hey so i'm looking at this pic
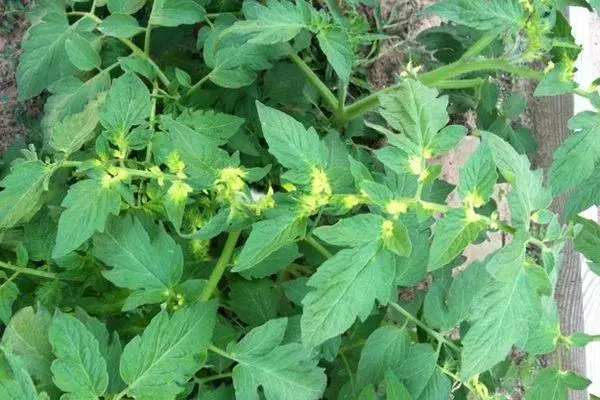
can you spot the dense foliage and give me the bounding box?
[1,0,600,399]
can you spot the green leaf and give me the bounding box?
[534,63,578,97]
[0,280,18,324]
[2,307,54,389]
[549,113,600,195]
[229,279,280,326]
[227,318,327,400]
[394,344,440,399]
[49,93,102,154]
[0,161,49,230]
[118,56,156,80]
[457,143,498,206]
[385,370,413,400]
[93,214,183,294]
[573,217,600,264]
[49,311,108,399]
[356,326,410,388]
[383,218,412,257]
[425,0,524,31]
[561,371,591,390]
[120,301,218,399]
[427,209,487,271]
[233,215,307,273]
[65,34,100,71]
[428,125,466,155]
[317,27,354,83]
[99,14,144,38]
[523,367,567,400]
[379,80,449,150]
[53,178,121,258]
[257,102,328,171]
[0,347,40,400]
[229,0,312,45]
[149,0,206,27]
[564,166,600,217]
[460,269,540,379]
[98,72,152,137]
[301,242,396,348]
[313,213,383,248]
[239,243,301,279]
[107,0,145,14]
[17,13,81,99]
[178,110,245,145]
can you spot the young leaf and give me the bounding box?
[227,318,327,400]
[93,215,183,294]
[53,178,121,258]
[98,72,152,137]
[233,215,307,273]
[230,0,312,45]
[229,279,280,326]
[427,209,487,271]
[120,301,218,399]
[523,367,568,400]
[0,280,18,324]
[457,143,498,206]
[379,80,449,150]
[425,0,524,31]
[382,218,412,257]
[0,161,49,230]
[149,0,206,27]
[49,311,109,399]
[49,94,102,154]
[301,242,396,348]
[534,63,577,97]
[356,326,410,388]
[257,102,328,171]
[65,34,101,72]
[313,213,383,248]
[317,27,354,83]
[99,14,144,38]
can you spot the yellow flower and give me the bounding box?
[167,180,193,202]
[386,200,408,216]
[381,220,394,238]
[310,167,332,197]
[408,156,422,175]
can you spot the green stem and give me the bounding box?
[305,236,333,259]
[208,344,236,361]
[497,221,517,235]
[199,230,242,301]
[433,78,485,89]
[389,301,460,352]
[0,271,20,290]
[459,30,499,61]
[117,38,171,87]
[144,24,153,56]
[145,81,158,163]
[342,81,402,121]
[0,261,59,280]
[438,366,477,394]
[528,237,547,249]
[289,53,338,111]
[195,372,233,385]
[589,334,600,341]
[186,74,211,97]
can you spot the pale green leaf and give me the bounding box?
[98,14,143,38]
[120,301,218,400]
[573,217,600,264]
[534,63,578,97]
[118,56,155,80]
[53,178,121,258]
[379,80,449,150]
[385,370,413,400]
[564,166,600,217]
[428,125,466,155]
[313,213,383,248]
[107,0,145,14]
[383,218,412,257]
[2,307,54,389]
[301,243,396,348]
[227,318,327,400]
[94,214,183,292]
[395,344,438,398]
[233,215,306,273]
[17,13,80,99]
[49,312,108,399]
[229,279,280,326]
[457,142,497,205]
[425,0,524,30]
[0,281,18,324]
[356,326,410,388]
[149,0,205,27]
[65,34,101,71]
[239,243,301,279]
[0,161,49,230]
[98,72,152,136]
[49,93,102,154]
[523,367,567,400]
[0,347,40,400]
[257,102,328,171]
[428,209,487,271]
[317,27,354,83]
[460,270,540,379]
[177,110,244,145]
[229,0,312,45]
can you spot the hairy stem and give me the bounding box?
[289,53,338,111]
[194,372,233,385]
[305,236,334,259]
[199,230,242,301]
[389,301,460,352]
[0,261,60,280]
[208,344,237,361]
[145,81,158,163]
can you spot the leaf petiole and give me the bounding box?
[199,230,242,300]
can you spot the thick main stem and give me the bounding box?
[199,230,242,300]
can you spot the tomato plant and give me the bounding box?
[0,0,599,399]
